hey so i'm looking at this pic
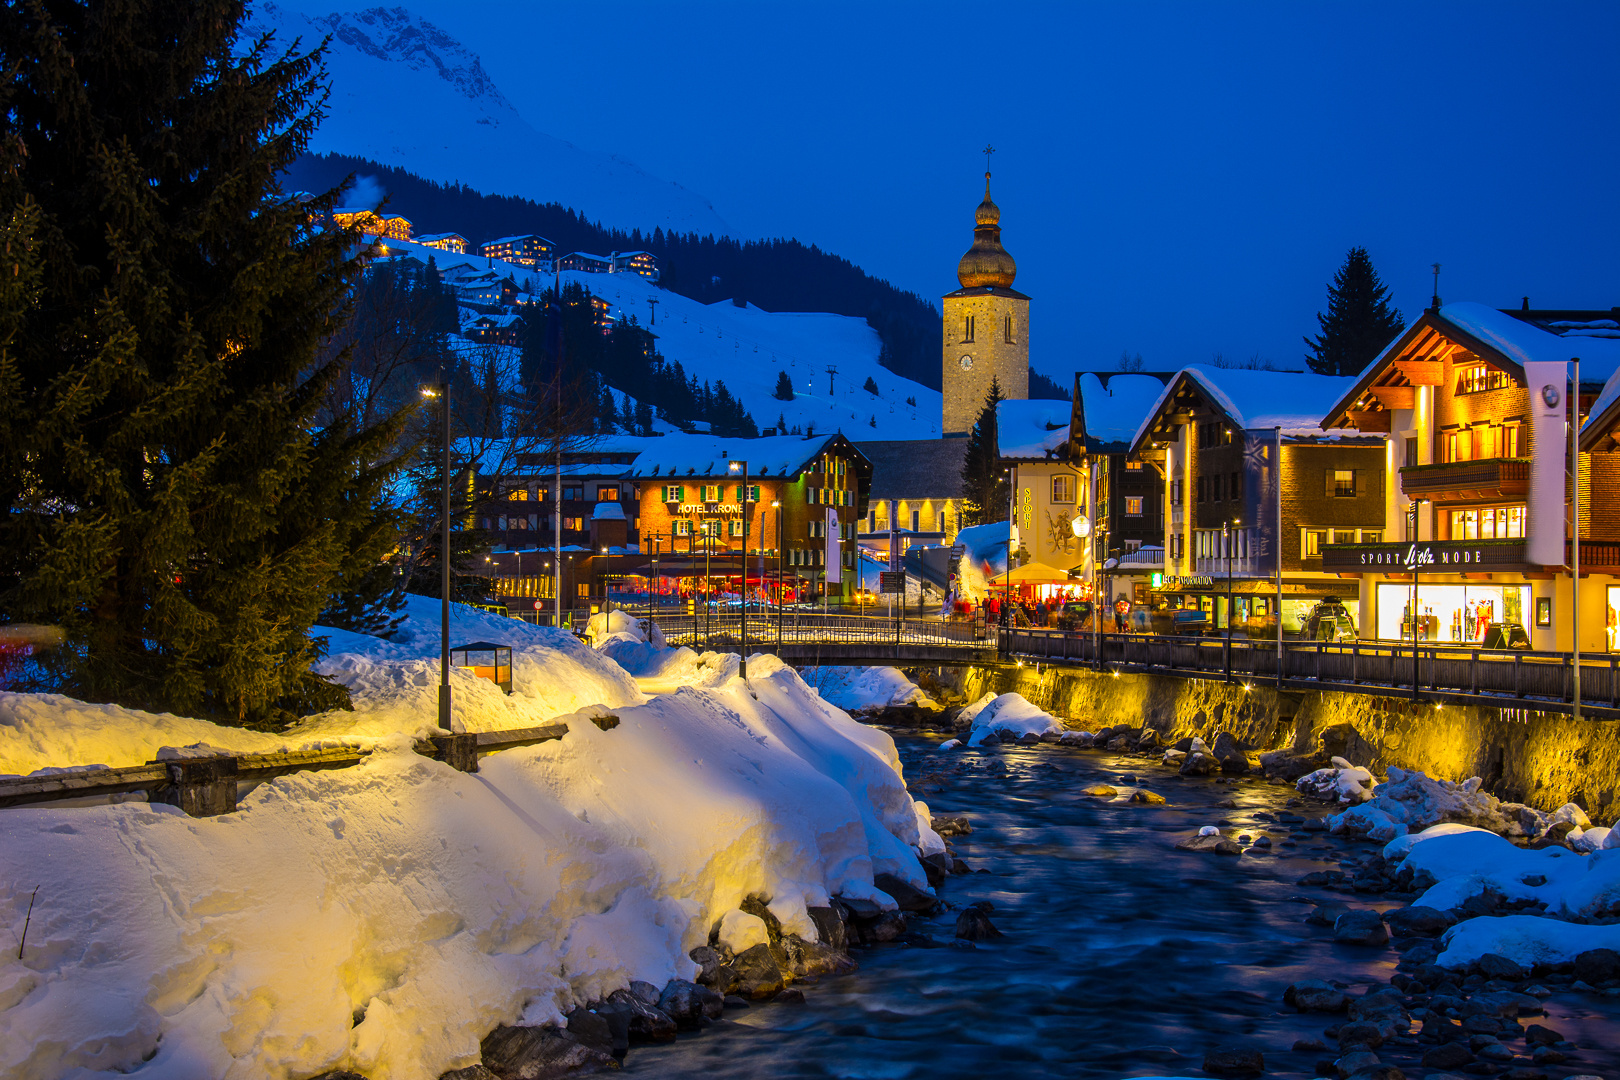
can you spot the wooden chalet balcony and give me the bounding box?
[1574,539,1620,570]
[1399,457,1529,502]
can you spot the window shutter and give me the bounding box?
[1325,471,1335,498]
[1356,470,1368,497]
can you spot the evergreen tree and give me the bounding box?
[960,379,1008,526]
[773,370,794,401]
[0,2,412,724]
[1305,247,1407,376]
[863,375,880,395]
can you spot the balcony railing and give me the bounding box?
[1399,457,1529,501]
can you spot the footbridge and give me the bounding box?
[633,611,1620,718]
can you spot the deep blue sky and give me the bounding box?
[397,1,1616,378]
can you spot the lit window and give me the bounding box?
[1051,475,1074,503]
[1331,470,1356,497]
[1125,496,1144,516]
[1304,530,1328,557]
[508,488,527,501]
[675,520,691,536]
[597,485,619,501]
[1125,460,1143,471]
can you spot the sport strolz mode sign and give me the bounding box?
[1321,540,1527,573]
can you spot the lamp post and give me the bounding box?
[1224,518,1240,682]
[601,544,611,616]
[420,381,453,731]
[772,499,783,651]
[728,459,750,679]
[1407,498,1429,701]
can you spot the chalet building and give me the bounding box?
[334,209,411,241]
[466,312,526,347]
[444,270,517,309]
[855,440,967,559]
[997,399,1085,578]
[1069,371,1176,606]
[612,251,661,280]
[622,433,872,602]
[1320,301,1620,650]
[1130,366,1385,635]
[558,251,614,274]
[416,232,469,254]
[481,235,555,268]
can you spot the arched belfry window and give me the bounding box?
[1004,315,1016,343]
[963,315,975,343]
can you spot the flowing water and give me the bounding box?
[628,734,1620,1079]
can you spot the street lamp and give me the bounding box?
[1407,498,1429,701]
[772,499,783,651]
[728,459,750,680]
[600,544,611,616]
[420,382,452,731]
[1224,518,1241,681]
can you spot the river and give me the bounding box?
[626,733,1620,1079]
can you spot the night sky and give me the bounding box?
[355,1,1617,380]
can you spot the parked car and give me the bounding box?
[1152,606,1208,636]
[1303,598,1358,642]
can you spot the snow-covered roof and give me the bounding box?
[591,501,626,520]
[618,432,855,479]
[565,251,612,262]
[1075,373,1172,449]
[1130,366,1361,450]
[1438,302,1620,381]
[484,234,551,247]
[996,399,1071,459]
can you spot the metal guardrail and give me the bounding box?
[1001,629,1620,715]
[0,722,580,816]
[652,612,995,653]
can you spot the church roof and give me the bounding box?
[955,171,1017,290]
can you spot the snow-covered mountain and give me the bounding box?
[566,268,942,439]
[243,4,734,237]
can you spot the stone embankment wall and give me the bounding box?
[920,665,1620,825]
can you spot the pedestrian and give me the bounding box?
[1035,600,1049,627]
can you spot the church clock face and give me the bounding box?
[959,354,974,371]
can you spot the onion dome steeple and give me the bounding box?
[956,170,1017,289]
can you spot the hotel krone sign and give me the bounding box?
[680,503,743,514]
[1321,539,1527,574]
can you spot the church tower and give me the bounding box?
[942,168,1029,435]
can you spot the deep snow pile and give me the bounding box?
[955,692,1063,746]
[0,602,941,1080]
[799,667,938,714]
[0,595,643,775]
[1296,757,1377,806]
[1377,825,1620,969]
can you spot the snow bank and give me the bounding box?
[800,666,937,714]
[0,603,940,1080]
[961,692,1063,746]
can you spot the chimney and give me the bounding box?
[1522,297,1530,311]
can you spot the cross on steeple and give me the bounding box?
[982,143,996,175]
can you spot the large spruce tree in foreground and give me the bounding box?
[960,378,1008,526]
[0,2,407,725]
[1305,247,1407,377]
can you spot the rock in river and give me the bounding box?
[955,904,1003,941]
[1176,832,1241,855]
[1202,1044,1265,1077]
[1333,909,1390,947]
